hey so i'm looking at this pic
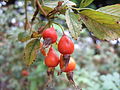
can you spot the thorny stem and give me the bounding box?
[36,0,47,17]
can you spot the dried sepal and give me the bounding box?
[45,67,55,87]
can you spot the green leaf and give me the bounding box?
[44,1,58,8]
[39,6,53,15]
[97,4,120,17]
[80,0,94,8]
[65,9,82,40]
[24,39,40,66]
[18,32,31,42]
[79,9,120,40]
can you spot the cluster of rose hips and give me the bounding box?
[40,27,76,86]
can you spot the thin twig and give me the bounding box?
[31,5,39,24]
[24,0,28,30]
[36,0,47,17]
[25,0,27,20]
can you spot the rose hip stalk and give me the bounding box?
[59,54,76,87]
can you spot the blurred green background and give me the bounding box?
[0,0,120,90]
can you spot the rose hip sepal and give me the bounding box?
[59,54,77,88]
[60,55,76,72]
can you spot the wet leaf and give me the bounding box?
[24,39,40,66]
[79,9,120,40]
[66,9,82,40]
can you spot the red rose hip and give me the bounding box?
[58,35,74,55]
[42,27,57,43]
[45,46,59,67]
[60,55,76,72]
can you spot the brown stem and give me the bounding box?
[38,22,50,34]
[36,0,47,17]
[31,5,39,24]
[24,0,28,30]
[47,1,64,17]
